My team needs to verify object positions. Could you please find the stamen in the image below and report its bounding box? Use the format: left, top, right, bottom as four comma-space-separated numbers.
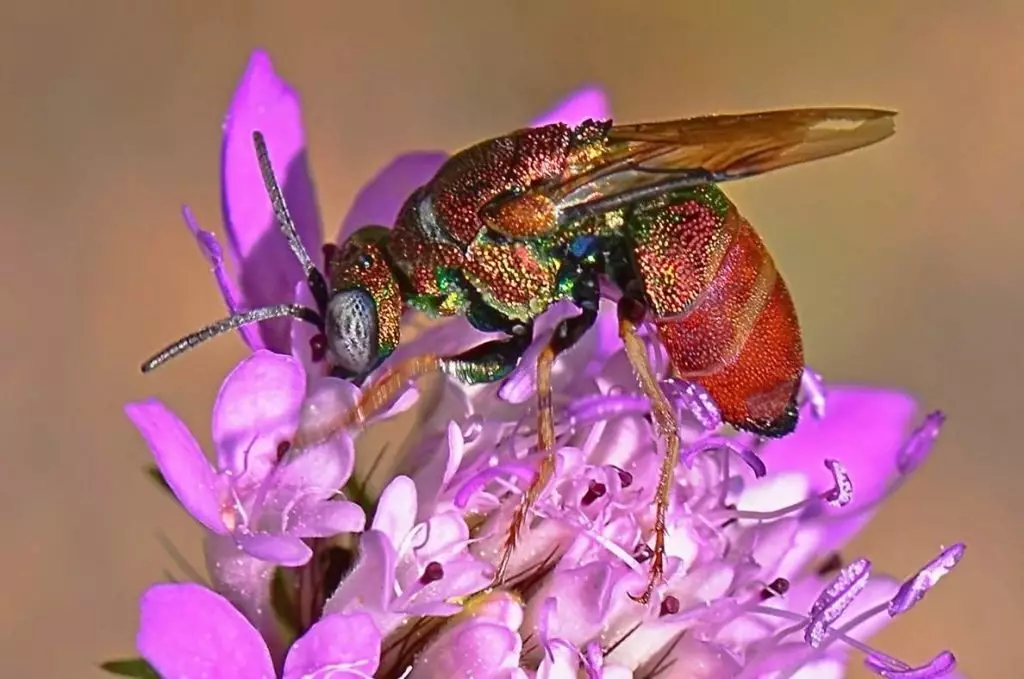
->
865, 650, 957, 678
659, 594, 680, 616
663, 378, 722, 430
805, 558, 871, 647
566, 393, 649, 426
686, 439, 766, 478
581, 480, 607, 507
801, 367, 827, 419
897, 411, 945, 475
823, 459, 853, 507
418, 561, 445, 585
309, 333, 328, 363
724, 470, 854, 523
452, 462, 536, 509
888, 543, 965, 616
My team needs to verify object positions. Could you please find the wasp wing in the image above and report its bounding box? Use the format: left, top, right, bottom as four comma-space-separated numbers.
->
534, 107, 895, 226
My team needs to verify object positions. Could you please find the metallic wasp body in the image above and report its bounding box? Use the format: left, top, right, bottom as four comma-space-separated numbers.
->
143, 106, 896, 603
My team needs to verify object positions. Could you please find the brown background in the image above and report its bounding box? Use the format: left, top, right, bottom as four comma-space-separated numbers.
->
1, 1, 1020, 677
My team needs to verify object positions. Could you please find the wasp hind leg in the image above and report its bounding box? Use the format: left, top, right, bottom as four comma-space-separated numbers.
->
493, 262, 601, 585
616, 290, 681, 605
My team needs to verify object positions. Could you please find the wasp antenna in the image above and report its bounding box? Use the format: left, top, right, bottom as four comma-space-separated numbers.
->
252, 131, 330, 311
140, 303, 323, 373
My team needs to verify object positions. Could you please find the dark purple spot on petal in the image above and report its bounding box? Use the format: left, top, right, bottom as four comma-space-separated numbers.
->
659, 595, 680, 616
419, 561, 445, 585
309, 334, 328, 362
634, 544, 653, 563
613, 466, 633, 488
276, 440, 291, 460
581, 480, 607, 506
760, 577, 791, 600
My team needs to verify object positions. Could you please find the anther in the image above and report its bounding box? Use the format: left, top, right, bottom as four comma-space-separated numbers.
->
581, 480, 607, 506
419, 561, 445, 585
309, 333, 328, 362
659, 595, 680, 616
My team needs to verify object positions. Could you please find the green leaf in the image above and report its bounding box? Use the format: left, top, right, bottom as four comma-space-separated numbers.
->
145, 465, 172, 496
100, 658, 162, 678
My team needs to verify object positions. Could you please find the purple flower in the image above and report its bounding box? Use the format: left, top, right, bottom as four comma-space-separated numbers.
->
126, 350, 366, 568
138, 583, 381, 679
121, 50, 967, 679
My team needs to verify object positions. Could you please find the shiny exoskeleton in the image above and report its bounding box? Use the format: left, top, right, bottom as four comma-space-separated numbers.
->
142, 107, 896, 603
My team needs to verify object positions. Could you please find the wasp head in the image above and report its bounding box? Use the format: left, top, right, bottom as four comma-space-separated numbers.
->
324, 226, 402, 379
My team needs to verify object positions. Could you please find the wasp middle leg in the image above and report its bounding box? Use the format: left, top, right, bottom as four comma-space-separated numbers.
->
616, 286, 681, 605
493, 252, 601, 583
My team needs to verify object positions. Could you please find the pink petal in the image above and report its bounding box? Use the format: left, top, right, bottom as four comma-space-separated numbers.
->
287, 498, 365, 538
235, 531, 312, 566
203, 533, 285, 662
289, 279, 324, 375
537, 643, 580, 679
274, 433, 356, 498
531, 87, 611, 127
636, 638, 740, 679
283, 612, 382, 679
212, 350, 306, 486
222, 50, 322, 352
524, 563, 616, 647
760, 387, 917, 518
372, 475, 418, 548
181, 205, 254, 349
408, 422, 465, 522
137, 583, 274, 679
411, 621, 523, 679
322, 531, 397, 617
499, 301, 581, 403
337, 152, 449, 244
125, 399, 226, 534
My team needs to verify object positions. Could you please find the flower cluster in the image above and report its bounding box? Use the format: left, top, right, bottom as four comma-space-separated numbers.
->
117, 51, 967, 679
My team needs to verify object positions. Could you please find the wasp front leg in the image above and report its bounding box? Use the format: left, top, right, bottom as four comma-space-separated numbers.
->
493, 262, 601, 584
616, 288, 681, 605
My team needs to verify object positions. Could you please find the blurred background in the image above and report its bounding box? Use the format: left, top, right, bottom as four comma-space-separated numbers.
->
2, 1, 1021, 676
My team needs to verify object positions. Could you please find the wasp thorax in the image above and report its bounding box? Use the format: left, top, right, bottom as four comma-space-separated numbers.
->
325, 288, 380, 377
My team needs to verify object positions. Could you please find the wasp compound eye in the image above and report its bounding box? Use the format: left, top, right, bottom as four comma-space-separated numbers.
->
325, 288, 380, 376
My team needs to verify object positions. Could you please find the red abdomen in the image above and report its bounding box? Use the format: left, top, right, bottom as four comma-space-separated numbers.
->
629, 188, 803, 436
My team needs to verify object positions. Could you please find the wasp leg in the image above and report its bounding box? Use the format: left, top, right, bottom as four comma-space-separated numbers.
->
341, 333, 532, 427
617, 292, 680, 605
493, 265, 600, 584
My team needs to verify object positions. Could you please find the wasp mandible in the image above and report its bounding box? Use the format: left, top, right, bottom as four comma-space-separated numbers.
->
142, 107, 895, 604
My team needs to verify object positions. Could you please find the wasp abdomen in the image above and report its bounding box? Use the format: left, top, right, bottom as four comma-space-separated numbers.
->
628, 187, 803, 436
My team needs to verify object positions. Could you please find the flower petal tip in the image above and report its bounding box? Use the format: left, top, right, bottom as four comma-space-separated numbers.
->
532, 86, 611, 127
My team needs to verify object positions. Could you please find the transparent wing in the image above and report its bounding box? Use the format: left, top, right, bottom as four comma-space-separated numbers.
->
520, 107, 896, 227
